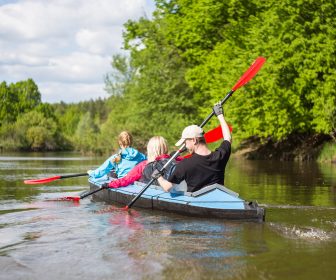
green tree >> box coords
[0,79,42,126]
[15,111,59,150]
[118,0,335,144]
[73,112,100,153]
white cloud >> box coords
[39,81,109,103]
[0,0,155,103]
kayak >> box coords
[89,176,265,222]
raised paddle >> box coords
[125,57,266,210]
[24,172,88,185]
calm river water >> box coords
[0,152,335,280]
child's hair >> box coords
[146,136,168,162]
[118,131,133,148]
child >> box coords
[88,131,146,179]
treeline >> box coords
[0,79,109,152]
[1,0,335,155]
[106,0,335,144]
[0,79,67,151]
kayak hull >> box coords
[89,177,265,222]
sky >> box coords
[0,0,155,103]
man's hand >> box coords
[152,169,164,180]
[213,102,224,116]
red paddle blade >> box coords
[204,124,233,143]
[232,57,266,91]
[183,125,233,158]
[24,176,62,185]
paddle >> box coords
[204,124,233,144]
[57,185,108,202]
[199,57,266,127]
[125,57,266,210]
[24,172,88,185]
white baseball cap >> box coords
[175,125,204,146]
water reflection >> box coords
[0,153,335,280]
[226,159,336,207]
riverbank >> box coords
[2,133,335,163]
[233,133,336,163]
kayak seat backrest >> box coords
[134,181,164,191]
[133,181,239,198]
[134,180,187,195]
[186,184,239,198]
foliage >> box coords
[0,110,67,151]
[1,0,335,156]
[317,141,336,163]
[106,0,335,148]
[0,79,41,125]
[73,112,100,153]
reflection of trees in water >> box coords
[318,163,336,186]
[225,159,335,207]
[0,155,101,201]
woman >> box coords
[88,131,146,179]
[107,136,181,188]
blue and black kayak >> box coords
[89,176,265,222]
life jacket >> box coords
[139,154,180,185]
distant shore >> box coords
[233,133,336,163]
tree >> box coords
[117,0,335,143]
[73,112,100,153]
[16,111,59,150]
[0,79,42,126]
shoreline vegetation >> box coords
[1,1,335,164]
[232,134,336,163]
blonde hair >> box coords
[146,136,168,162]
[118,131,133,148]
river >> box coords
[0,152,335,280]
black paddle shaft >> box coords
[60,173,88,179]
[199,90,234,128]
[127,145,186,208]
[127,90,235,209]
[80,186,106,199]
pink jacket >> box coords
[108,160,147,188]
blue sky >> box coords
[0,0,155,103]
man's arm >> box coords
[218,114,231,143]
[157,176,174,192]
[213,102,231,143]
[151,170,174,192]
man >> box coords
[154,102,232,192]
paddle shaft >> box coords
[126,94,231,209]
[127,92,235,209]
[80,186,106,199]
[126,145,186,209]
[60,173,88,179]
[200,90,234,128]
